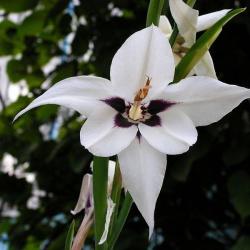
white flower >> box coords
[71,160,116,249]
[159,0,230,78]
[15,25,250,237]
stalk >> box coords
[146,0,165,26]
[93,156,109,250]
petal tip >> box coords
[148,223,155,240]
[70,210,77,216]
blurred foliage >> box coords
[0,0,250,249]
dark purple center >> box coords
[102,97,175,128]
[103,97,126,113]
[147,100,175,114]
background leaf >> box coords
[64,220,75,250]
[0,1,249,250]
[227,171,250,219]
[0,0,39,12]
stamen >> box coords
[128,76,152,121]
[134,76,152,102]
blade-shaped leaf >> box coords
[0,0,39,12]
[231,236,250,250]
[227,171,250,219]
[93,156,109,250]
[109,192,133,249]
[64,220,75,250]
[174,8,246,82]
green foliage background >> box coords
[0,0,250,249]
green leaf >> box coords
[52,62,76,84]
[23,236,40,250]
[231,236,250,250]
[42,0,61,10]
[0,20,17,36]
[26,71,46,88]
[64,220,75,250]
[109,192,133,250]
[35,106,58,122]
[93,156,109,250]
[0,219,11,234]
[0,20,24,55]
[174,8,246,83]
[146,0,165,26]
[72,25,90,56]
[7,59,27,83]
[18,11,47,36]
[0,0,39,12]
[5,96,30,117]
[227,171,250,219]
[170,135,212,182]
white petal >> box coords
[87,127,138,157]
[197,9,231,32]
[159,16,173,38]
[118,138,166,238]
[14,76,111,121]
[99,198,116,245]
[194,51,217,78]
[80,106,138,157]
[71,174,93,215]
[110,26,175,102]
[169,0,199,47]
[164,76,250,126]
[139,109,197,155]
[80,105,117,148]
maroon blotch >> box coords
[114,113,134,128]
[143,115,161,127]
[102,97,126,113]
[147,99,175,114]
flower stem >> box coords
[93,156,109,250]
[109,192,133,249]
[186,0,197,8]
[169,24,178,47]
[146,0,165,27]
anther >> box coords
[128,76,152,121]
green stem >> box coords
[64,220,75,250]
[186,0,197,8]
[169,24,178,47]
[93,156,109,250]
[109,193,133,249]
[146,0,165,27]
